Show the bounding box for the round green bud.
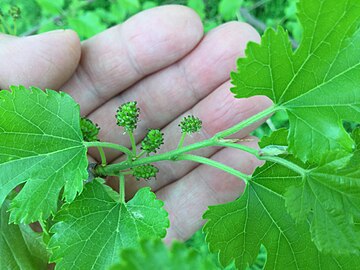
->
[116,101,140,132]
[179,115,202,134]
[141,129,164,154]
[80,117,100,142]
[9,6,21,20]
[132,164,159,180]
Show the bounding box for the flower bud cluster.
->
[116,101,140,132]
[179,115,202,134]
[80,117,100,142]
[132,164,159,180]
[141,129,164,154]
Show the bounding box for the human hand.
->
[0,5,270,243]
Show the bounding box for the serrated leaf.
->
[110,239,217,270]
[204,161,360,269]
[48,179,169,270]
[0,86,88,224]
[284,148,360,255]
[231,0,360,163]
[0,198,49,269]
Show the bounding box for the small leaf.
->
[0,86,88,224]
[218,0,243,21]
[0,198,49,269]
[48,179,169,270]
[110,239,217,270]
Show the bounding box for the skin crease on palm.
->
[0,6,272,244]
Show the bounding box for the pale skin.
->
[0,6,271,243]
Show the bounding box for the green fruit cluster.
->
[179,115,202,134]
[80,117,100,142]
[132,164,159,180]
[141,129,164,154]
[116,101,140,132]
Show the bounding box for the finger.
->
[122,81,271,196]
[61,5,203,115]
[0,30,81,89]
[89,22,261,161]
[155,138,261,243]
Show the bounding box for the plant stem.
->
[119,174,125,203]
[95,138,216,175]
[128,131,137,156]
[13,20,17,36]
[260,156,306,176]
[177,154,251,183]
[214,105,278,139]
[136,150,146,159]
[177,133,187,149]
[84,141,133,157]
[97,147,107,166]
[215,141,259,156]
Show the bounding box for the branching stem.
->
[177,154,251,183]
[90,105,303,180]
[177,133,187,149]
[97,147,107,166]
[128,131,137,156]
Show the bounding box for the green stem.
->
[215,141,259,156]
[0,23,5,33]
[136,150,146,159]
[128,131,137,156]
[119,174,125,203]
[259,156,306,176]
[214,105,278,139]
[177,154,251,183]
[95,138,216,175]
[12,20,17,36]
[177,133,187,149]
[84,141,133,157]
[97,147,107,166]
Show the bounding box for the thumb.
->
[0,30,81,90]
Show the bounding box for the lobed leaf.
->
[231,0,360,163]
[48,179,169,270]
[204,161,360,269]
[0,86,88,224]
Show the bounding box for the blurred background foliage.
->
[0,0,301,41]
[0,0,300,268]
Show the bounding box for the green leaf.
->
[219,0,243,21]
[0,198,49,269]
[284,150,360,256]
[204,161,360,269]
[36,0,64,15]
[231,0,360,163]
[110,239,217,270]
[187,0,206,20]
[67,11,107,39]
[48,179,169,270]
[0,86,88,224]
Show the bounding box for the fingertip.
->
[0,29,81,89]
[122,4,204,71]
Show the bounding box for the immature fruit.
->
[132,164,159,180]
[80,117,100,142]
[141,129,164,154]
[179,115,202,134]
[116,101,140,132]
[9,6,21,20]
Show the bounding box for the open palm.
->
[0,5,270,243]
